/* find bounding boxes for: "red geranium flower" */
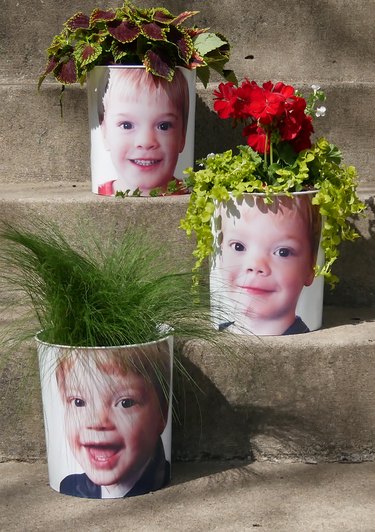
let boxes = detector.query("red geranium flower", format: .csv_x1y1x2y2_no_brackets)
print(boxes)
213,78,317,156
213,82,238,119
243,123,270,153
290,115,314,152
244,83,285,125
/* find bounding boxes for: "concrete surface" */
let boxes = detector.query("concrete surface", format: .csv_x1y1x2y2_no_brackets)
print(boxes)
1,306,374,463
1,460,375,531
1,0,375,185
0,181,374,307
1,82,374,185
2,0,374,83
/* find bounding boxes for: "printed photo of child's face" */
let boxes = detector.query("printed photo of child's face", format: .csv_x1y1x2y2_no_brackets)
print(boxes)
101,80,186,194
220,199,315,330
60,358,167,487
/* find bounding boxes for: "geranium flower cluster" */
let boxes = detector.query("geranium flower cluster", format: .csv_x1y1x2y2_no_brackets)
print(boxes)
213,79,321,155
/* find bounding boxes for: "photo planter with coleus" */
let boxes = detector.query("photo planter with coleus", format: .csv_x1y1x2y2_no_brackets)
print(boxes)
180,80,366,334
37,1,236,197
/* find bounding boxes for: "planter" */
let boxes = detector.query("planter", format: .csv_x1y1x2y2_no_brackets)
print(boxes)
210,191,324,335
37,334,173,499
87,66,196,196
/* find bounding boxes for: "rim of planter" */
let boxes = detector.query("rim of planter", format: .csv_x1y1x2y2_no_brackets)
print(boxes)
229,189,318,198
35,330,173,350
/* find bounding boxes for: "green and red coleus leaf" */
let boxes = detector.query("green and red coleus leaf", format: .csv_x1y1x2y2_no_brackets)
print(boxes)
189,50,206,68
111,40,140,63
90,8,117,26
152,8,174,24
143,49,175,81
37,56,59,89
74,42,102,67
64,12,90,32
107,20,140,43
55,58,77,84
168,26,193,64
140,22,167,41
170,11,199,27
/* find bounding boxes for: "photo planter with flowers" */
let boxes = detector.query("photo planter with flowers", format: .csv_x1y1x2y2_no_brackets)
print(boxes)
38,1,235,197
181,80,365,336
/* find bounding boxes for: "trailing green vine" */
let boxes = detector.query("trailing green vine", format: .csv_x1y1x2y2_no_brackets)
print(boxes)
180,142,365,288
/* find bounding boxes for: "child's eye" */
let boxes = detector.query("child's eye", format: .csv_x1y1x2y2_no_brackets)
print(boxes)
120,121,134,130
275,247,293,257
120,398,136,408
73,398,86,407
230,241,245,252
158,122,172,131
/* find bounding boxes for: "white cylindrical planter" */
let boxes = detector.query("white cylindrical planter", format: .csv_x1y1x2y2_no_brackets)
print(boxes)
37,334,173,498
210,192,324,335
87,66,196,196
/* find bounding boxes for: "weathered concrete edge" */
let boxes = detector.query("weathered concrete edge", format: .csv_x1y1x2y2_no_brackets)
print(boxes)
1,307,374,464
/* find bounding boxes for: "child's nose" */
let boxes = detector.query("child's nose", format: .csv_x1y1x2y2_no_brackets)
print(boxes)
87,406,115,431
136,127,159,149
246,252,270,275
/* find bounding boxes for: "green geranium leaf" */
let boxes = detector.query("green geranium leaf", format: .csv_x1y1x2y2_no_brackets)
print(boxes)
193,33,227,56
196,65,210,87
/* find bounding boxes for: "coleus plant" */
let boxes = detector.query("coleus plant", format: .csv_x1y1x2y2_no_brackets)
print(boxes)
181,81,366,287
38,1,235,90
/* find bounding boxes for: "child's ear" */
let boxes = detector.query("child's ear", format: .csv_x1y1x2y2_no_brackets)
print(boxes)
100,121,111,151
178,132,186,154
304,267,315,287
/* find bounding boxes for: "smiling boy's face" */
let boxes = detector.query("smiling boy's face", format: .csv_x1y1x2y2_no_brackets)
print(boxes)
60,358,166,487
101,83,186,194
220,199,315,331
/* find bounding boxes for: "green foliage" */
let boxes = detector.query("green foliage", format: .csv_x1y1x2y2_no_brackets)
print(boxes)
180,144,365,288
38,1,235,90
0,219,233,349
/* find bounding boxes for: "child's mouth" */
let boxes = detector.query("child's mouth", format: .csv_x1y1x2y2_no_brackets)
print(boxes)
84,443,123,466
131,159,161,167
238,286,274,295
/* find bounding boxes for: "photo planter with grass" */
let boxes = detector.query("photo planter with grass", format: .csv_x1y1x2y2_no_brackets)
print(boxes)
181,81,365,336
38,1,235,197
0,220,231,498
37,334,173,498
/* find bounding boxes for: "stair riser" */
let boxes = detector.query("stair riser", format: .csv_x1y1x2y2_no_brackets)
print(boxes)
1,324,374,463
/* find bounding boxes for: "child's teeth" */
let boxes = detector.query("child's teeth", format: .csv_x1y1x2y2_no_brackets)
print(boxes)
134,159,158,166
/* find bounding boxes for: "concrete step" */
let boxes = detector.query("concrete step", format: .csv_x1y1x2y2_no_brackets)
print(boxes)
1,461,375,531
1,81,374,187
0,181,373,306
1,305,374,463
1,0,374,186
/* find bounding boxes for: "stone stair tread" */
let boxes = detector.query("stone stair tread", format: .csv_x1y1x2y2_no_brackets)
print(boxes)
1,461,375,531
